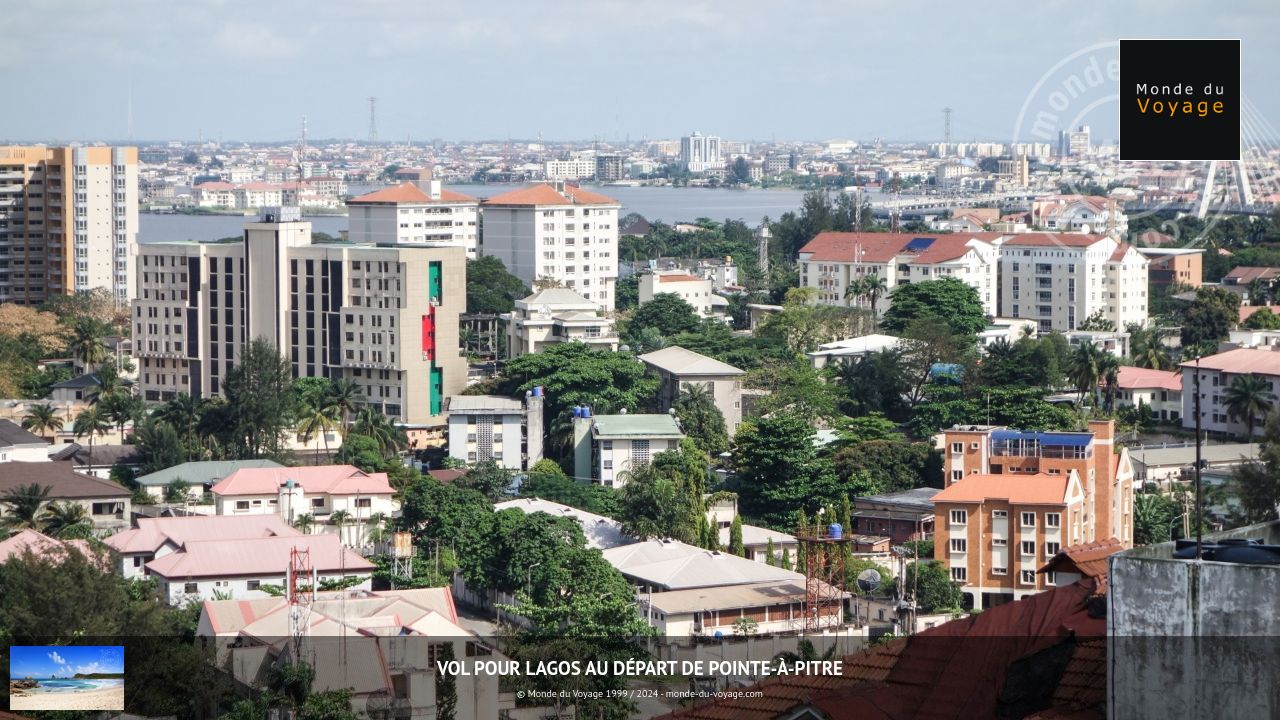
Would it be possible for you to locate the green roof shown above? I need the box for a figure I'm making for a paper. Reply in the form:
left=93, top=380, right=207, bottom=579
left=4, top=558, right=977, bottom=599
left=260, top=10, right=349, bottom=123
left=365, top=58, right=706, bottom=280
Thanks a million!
left=134, top=459, right=283, bottom=487
left=591, top=414, right=684, bottom=439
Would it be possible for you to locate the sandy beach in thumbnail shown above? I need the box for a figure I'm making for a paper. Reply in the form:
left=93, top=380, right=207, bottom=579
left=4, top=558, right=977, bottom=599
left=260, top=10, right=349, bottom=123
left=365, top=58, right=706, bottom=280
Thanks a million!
left=10, top=683, right=125, bottom=711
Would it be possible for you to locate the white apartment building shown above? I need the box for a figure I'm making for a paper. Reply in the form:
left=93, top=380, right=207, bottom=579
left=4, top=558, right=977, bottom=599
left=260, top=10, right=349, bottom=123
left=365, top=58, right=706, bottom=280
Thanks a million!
left=544, top=158, right=597, bottom=181
left=347, top=181, right=480, bottom=258
left=680, top=132, right=724, bottom=172
left=638, top=345, right=745, bottom=434
left=0, top=146, right=137, bottom=305
left=132, top=207, right=465, bottom=430
left=503, top=287, right=619, bottom=359
left=996, top=233, right=1148, bottom=333
left=571, top=412, right=685, bottom=488
left=1030, top=195, right=1127, bottom=236
left=638, top=270, right=727, bottom=319
left=480, top=182, right=620, bottom=310
left=1181, top=348, right=1280, bottom=438
left=797, top=232, right=1000, bottom=317
left=445, top=392, right=544, bottom=470
left=1114, top=366, right=1182, bottom=422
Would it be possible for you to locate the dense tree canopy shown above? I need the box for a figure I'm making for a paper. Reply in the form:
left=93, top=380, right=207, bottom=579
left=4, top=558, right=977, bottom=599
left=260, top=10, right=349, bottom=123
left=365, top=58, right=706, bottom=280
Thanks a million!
left=466, top=256, right=529, bottom=314
left=731, top=412, right=842, bottom=528
left=625, top=293, right=701, bottom=342
left=880, top=278, right=988, bottom=336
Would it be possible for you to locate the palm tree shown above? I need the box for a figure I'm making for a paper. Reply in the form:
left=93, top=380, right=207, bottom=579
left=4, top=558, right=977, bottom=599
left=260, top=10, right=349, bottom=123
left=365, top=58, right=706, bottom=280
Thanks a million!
left=861, top=273, right=888, bottom=323
left=329, top=510, right=351, bottom=545
left=1128, top=323, right=1174, bottom=371
left=86, top=362, right=122, bottom=405
left=365, top=512, right=389, bottom=547
left=293, top=513, right=315, bottom=535
left=352, top=407, right=407, bottom=455
left=1101, top=358, right=1121, bottom=412
left=324, top=379, right=364, bottom=436
left=296, top=401, right=340, bottom=461
left=155, top=393, right=203, bottom=460
left=98, top=391, right=141, bottom=441
left=68, top=319, right=109, bottom=373
left=72, top=405, right=110, bottom=471
left=21, top=404, right=63, bottom=441
left=1223, top=374, right=1275, bottom=438
left=39, top=501, right=92, bottom=539
left=844, top=276, right=866, bottom=309
left=0, top=483, right=51, bottom=534
left=1068, top=342, right=1107, bottom=406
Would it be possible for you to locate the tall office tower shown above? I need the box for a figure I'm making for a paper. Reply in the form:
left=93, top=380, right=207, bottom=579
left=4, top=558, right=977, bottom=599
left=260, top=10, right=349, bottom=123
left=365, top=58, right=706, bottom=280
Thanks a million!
left=479, top=182, right=621, bottom=311
left=133, top=207, right=465, bottom=431
left=679, top=132, right=724, bottom=172
left=0, top=146, right=137, bottom=305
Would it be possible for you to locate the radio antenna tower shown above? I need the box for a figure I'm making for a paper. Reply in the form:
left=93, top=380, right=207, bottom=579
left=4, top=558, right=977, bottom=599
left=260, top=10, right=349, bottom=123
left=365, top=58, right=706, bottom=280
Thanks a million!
left=368, top=96, right=378, bottom=143
left=890, top=172, right=902, bottom=233
left=943, top=107, right=953, bottom=145
left=287, top=546, right=317, bottom=664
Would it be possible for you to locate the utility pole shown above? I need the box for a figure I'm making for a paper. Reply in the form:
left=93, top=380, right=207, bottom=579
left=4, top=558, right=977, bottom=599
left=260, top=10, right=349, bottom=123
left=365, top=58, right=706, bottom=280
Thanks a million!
left=367, top=96, right=378, bottom=143
left=942, top=107, right=952, bottom=146
left=1194, top=357, right=1203, bottom=560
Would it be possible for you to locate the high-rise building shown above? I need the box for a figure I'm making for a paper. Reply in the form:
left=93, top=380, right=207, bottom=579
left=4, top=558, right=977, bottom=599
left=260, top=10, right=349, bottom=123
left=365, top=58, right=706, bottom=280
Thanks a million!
left=132, top=207, right=465, bottom=431
left=0, top=146, right=137, bottom=305
left=480, top=183, right=620, bottom=310
left=346, top=181, right=479, bottom=258
left=679, top=132, right=724, bottom=172
left=1058, top=125, right=1091, bottom=157
left=595, top=154, right=624, bottom=182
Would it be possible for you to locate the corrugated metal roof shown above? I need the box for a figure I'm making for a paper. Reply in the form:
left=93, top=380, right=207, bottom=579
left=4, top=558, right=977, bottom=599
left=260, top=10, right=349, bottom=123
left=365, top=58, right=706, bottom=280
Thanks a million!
left=590, top=414, right=684, bottom=439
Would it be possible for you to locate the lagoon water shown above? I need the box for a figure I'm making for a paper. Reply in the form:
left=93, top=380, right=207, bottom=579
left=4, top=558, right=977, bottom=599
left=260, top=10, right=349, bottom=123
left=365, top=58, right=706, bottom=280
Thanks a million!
left=23, top=678, right=124, bottom=693
left=139, top=184, right=817, bottom=244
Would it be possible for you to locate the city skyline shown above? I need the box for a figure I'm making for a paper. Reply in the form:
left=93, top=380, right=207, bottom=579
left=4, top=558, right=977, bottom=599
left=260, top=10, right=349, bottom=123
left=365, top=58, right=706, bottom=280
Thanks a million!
left=3, top=0, right=1278, bottom=144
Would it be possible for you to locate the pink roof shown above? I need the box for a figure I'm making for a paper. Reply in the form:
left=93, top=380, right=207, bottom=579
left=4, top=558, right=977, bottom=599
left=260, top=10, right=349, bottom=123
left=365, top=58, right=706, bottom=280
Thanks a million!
left=799, top=232, right=998, bottom=264
left=0, top=529, right=96, bottom=564
left=146, top=533, right=373, bottom=579
left=933, top=472, right=1074, bottom=506
left=195, top=181, right=235, bottom=191
left=1115, top=366, right=1181, bottom=392
left=1180, top=347, right=1280, bottom=376
left=212, top=465, right=394, bottom=497
left=106, top=515, right=301, bottom=555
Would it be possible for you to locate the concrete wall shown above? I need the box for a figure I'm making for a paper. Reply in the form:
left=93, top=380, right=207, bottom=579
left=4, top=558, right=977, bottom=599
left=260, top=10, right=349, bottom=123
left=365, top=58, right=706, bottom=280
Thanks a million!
left=1109, top=522, right=1280, bottom=719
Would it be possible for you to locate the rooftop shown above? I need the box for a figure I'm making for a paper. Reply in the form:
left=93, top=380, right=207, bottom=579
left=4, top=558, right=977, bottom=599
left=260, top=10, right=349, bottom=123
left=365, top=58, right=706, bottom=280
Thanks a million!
left=445, top=395, right=525, bottom=414
left=0, top=529, right=98, bottom=565
left=211, top=464, right=393, bottom=497
left=602, top=539, right=802, bottom=590
left=516, top=287, right=600, bottom=310
left=854, top=487, right=941, bottom=512
left=347, top=182, right=476, bottom=204
left=481, top=183, right=618, bottom=207
left=996, top=232, right=1109, bottom=248
left=134, top=459, right=284, bottom=488
left=48, top=443, right=141, bottom=467
left=0, top=461, right=130, bottom=499
left=106, top=515, right=301, bottom=555
left=1127, top=442, right=1259, bottom=468
left=146, top=533, right=373, bottom=580
left=932, top=471, right=1079, bottom=506
left=1180, top=347, right=1280, bottom=376
left=494, top=497, right=633, bottom=549
left=0, top=419, right=48, bottom=448
left=645, top=578, right=833, bottom=615
left=798, top=232, right=998, bottom=264
left=590, top=413, right=684, bottom=439
left=638, top=345, right=744, bottom=377
left=1114, top=366, right=1182, bottom=392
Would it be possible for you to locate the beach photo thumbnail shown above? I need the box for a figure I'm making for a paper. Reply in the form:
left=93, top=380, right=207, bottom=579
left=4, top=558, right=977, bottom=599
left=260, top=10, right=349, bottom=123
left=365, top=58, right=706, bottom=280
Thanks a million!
left=9, top=645, right=124, bottom=711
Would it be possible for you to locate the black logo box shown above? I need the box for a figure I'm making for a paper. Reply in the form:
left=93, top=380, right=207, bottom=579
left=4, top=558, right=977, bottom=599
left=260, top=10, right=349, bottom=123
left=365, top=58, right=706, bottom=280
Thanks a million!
left=1119, top=39, right=1240, bottom=161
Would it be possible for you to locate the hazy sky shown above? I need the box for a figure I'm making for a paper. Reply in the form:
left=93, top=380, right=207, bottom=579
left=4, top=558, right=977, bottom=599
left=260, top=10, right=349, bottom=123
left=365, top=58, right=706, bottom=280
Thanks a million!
left=3, top=0, right=1277, bottom=144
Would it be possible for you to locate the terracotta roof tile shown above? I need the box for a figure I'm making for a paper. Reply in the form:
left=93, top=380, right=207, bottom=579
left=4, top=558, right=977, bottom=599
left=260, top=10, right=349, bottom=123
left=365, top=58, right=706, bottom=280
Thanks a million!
left=481, top=183, right=618, bottom=206
left=932, top=472, right=1072, bottom=505
left=211, top=464, right=393, bottom=497
left=348, top=182, right=476, bottom=204
left=1115, top=366, right=1181, bottom=392
left=1179, top=347, right=1280, bottom=376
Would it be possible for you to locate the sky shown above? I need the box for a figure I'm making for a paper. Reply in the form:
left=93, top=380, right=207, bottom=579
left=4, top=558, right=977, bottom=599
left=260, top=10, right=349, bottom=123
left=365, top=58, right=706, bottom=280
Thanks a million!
left=10, top=646, right=125, bottom=678
left=1, top=0, right=1278, bottom=144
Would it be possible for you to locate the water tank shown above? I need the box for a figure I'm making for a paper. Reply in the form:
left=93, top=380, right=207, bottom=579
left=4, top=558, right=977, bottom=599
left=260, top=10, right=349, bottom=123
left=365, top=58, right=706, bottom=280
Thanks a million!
left=828, top=523, right=844, bottom=539
left=572, top=406, right=582, bottom=418
left=532, top=386, right=544, bottom=397
left=582, top=406, right=592, bottom=418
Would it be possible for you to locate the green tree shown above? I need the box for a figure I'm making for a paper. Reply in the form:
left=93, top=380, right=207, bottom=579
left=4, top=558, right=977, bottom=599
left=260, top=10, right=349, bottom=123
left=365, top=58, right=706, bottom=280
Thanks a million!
left=135, top=419, right=187, bottom=475
left=223, top=338, right=295, bottom=458
left=293, top=513, right=315, bottom=534
left=728, top=515, right=745, bottom=556
left=334, top=432, right=387, bottom=472
left=20, top=402, right=63, bottom=441
left=1230, top=412, right=1280, bottom=524
left=163, top=478, right=192, bottom=503
left=880, top=277, right=987, bottom=336
left=615, top=274, right=640, bottom=311
left=72, top=404, right=110, bottom=470
left=466, top=255, right=530, bottom=314
left=1077, top=310, right=1116, bottom=331
left=68, top=317, right=110, bottom=370
left=1223, top=374, right=1275, bottom=438
left=154, top=393, right=205, bottom=460
left=833, top=440, right=943, bottom=493
left=626, top=292, right=701, bottom=341
left=674, top=382, right=729, bottom=457
left=1127, top=323, right=1175, bottom=370
left=1180, top=286, right=1241, bottom=355
left=898, top=315, right=974, bottom=406
left=837, top=349, right=911, bottom=420
left=457, top=459, right=513, bottom=500
left=1243, top=307, right=1280, bottom=330
left=397, top=476, right=491, bottom=544
left=1133, top=491, right=1181, bottom=545
left=732, top=413, right=841, bottom=528
left=350, top=406, right=408, bottom=455
left=296, top=395, right=340, bottom=459
left=749, top=358, right=843, bottom=421
left=435, top=642, right=458, bottom=720
left=616, top=443, right=706, bottom=543
left=38, top=501, right=92, bottom=538
left=519, top=459, right=619, bottom=516
left=299, top=689, right=358, bottom=720
left=904, top=560, right=963, bottom=613
left=324, top=379, right=364, bottom=436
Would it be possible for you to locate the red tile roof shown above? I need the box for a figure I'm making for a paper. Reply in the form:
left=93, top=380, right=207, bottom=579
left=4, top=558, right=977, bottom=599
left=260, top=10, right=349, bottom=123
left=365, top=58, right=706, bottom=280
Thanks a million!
left=932, top=472, right=1073, bottom=505
left=659, top=273, right=705, bottom=283
left=481, top=183, right=618, bottom=206
left=1038, top=537, right=1124, bottom=597
left=1179, top=347, right=1280, bottom=376
left=798, top=232, right=998, bottom=265
left=1115, top=366, right=1181, bottom=392
left=348, top=182, right=476, bottom=204
left=1109, top=243, right=1137, bottom=262
left=1223, top=266, right=1280, bottom=284
left=212, top=464, right=393, bottom=497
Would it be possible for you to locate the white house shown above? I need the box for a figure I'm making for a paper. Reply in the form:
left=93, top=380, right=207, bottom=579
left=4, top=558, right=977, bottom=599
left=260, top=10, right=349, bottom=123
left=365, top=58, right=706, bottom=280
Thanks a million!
left=503, top=288, right=618, bottom=359
left=445, top=393, right=544, bottom=470
left=133, top=459, right=283, bottom=501
left=638, top=271, right=728, bottom=320
left=105, top=514, right=302, bottom=580
left=1181, top=348, right=1280, bottom=438
left=571, top=411, right=685, bottom=488
left=347, top=181, right=480, bottom=257
left=1113, top=366, right=1182, bottom=421
left=0, top=420, right=51, bottom=463
left=210, top=464, right=397, bottom=544
left=806, top=334, right=903, bottom=369
left=494, top=497, right=633, bottom=550
left=145, top=532, right=373, bottom=604
left=0, top=462, right=131, bottom=534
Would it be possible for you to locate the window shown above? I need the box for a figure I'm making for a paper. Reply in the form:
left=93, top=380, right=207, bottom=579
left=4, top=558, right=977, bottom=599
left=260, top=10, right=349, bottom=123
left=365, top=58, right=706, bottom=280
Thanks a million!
left=1045, top=541, right=1061, bottom=557
left=132, top=556, right=143, bottom=568
left=1045, top=513, right=1061, bottom=528
left=1021, top=540, right=1036, bottom=556
left=235, top=500, right=250, bottom=511
left=1021, top=570, right=1037, bottom=585
left=602, top=440, right=613, bottom=450
left=950, top=566, right=967, bottom=582
left=1021, top=512, right=1036, bottom=527
left=949, top=538, right=967, bottom=553
left=247, top=580, right=260, bottom=591
left=950, top=442, right=963, bottom=453
left=356, top=498, right=372, bottom=508
left=992, top=566, right=1007, bottom=575
left=603, top=459, right=613, bottom=470
left=992, top=510, right=1008, bottom=519
left=184, top=583, right=198, bottom=594
left=950, top=469, right=963, bottom=482
left=311, top=498, right=324, bottom=508
left=992, top=538, right=1007, bottom=546
left=949, top=509, right=967, bottom=525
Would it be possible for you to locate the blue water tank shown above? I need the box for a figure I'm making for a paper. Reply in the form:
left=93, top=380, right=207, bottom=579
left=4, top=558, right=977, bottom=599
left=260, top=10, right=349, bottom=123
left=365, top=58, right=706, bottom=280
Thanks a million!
left=828, top=523, right=844, bottom=539
left=532, top=386, right=543, bottom=397
left=572, top=406, right=582, bottom=418
left=582, top=406, right=592, bottom=418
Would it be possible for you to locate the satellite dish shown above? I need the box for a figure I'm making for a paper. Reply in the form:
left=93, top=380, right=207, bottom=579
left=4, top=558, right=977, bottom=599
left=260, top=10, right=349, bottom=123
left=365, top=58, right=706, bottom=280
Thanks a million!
left=857, top=568, right=882, bottom=593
